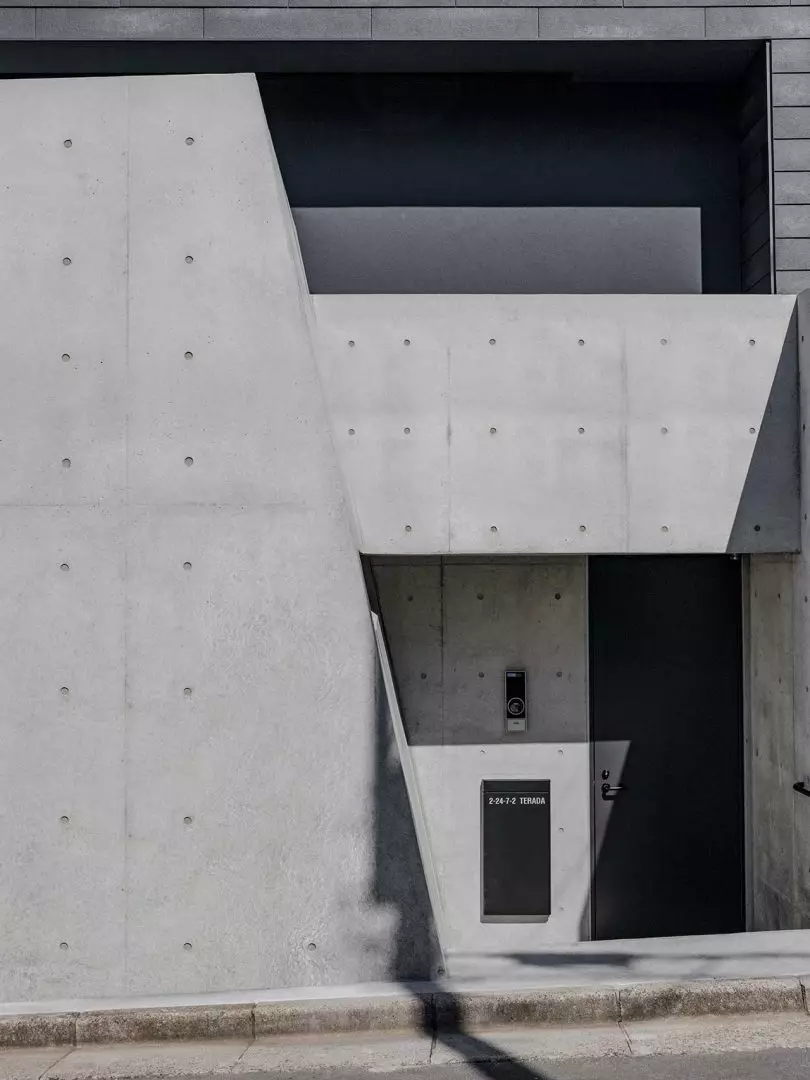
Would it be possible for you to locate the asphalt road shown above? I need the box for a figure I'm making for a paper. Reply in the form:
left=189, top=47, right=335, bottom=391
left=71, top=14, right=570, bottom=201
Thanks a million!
left=233, top=1047, right=810, bottom=1080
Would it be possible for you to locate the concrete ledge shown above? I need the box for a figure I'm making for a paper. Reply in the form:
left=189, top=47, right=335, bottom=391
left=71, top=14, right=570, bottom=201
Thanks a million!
left=618, top=978, right=806, bottom=1022
left=0, top=977, right=807, bottom=1048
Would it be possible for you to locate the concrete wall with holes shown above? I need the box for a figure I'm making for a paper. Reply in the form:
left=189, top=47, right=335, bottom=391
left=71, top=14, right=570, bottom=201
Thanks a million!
left=746, top=295, right=810, bottom=933
left=372, top=557, right=590, bottom=961
left=0, top=72, right=417, bottom=1002
left=1, top=65, right=809, bottom=1006
left=315, top=295, right=799, bottom=556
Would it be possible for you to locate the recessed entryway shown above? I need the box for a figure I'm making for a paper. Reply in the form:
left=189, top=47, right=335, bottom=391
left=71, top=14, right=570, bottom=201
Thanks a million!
left=590, top=555, right=745, bottom=940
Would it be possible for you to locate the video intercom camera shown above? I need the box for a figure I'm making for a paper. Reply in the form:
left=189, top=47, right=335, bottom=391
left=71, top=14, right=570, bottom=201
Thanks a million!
left=504, top=669, right=527, bottom=733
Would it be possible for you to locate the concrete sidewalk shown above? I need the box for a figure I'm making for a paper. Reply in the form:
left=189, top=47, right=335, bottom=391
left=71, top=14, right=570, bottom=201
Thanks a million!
left=1, top=976, right=810, bottom=1050
left=4, top=1012, right=810, bottom=1079
left=3, top=929, right=810, bottom=1051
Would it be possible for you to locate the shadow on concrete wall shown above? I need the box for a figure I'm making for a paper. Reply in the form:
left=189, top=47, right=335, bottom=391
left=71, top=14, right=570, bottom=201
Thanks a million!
left=372, top=657, right=553, bottom=1079
left=728, top=314, right=799, bottom=553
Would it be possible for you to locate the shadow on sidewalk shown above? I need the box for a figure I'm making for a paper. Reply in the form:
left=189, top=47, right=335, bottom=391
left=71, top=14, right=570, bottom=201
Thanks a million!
left=372, top=657, right=552, bottom=1080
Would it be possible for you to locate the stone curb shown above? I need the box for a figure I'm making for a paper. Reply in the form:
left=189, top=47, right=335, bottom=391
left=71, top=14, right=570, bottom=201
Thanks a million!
left=0, top=977, right=808, bottom=1048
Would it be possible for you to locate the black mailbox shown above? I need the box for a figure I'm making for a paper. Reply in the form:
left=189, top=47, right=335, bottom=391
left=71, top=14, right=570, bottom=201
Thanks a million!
left=481, top=779, right=551, bottom=921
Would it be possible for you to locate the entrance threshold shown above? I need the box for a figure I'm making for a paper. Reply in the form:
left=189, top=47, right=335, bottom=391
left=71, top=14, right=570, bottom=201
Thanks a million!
left=445, top=929, right=810, bottom=986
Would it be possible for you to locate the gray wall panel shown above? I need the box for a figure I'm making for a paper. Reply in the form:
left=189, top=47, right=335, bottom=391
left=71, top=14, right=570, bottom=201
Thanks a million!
left=537, top=8, right=704, bottom=37
left=793, top=292, right=810, bottom=926
left=0, top=9, right=34, bottom=35
left=708, top=9, right=810, bottom=38
left=750, top=555, right=799, bottom=931
left=204, top=8, right=372, bottom=38
left=777, top=204, right=810, bottom=235
left=38, top=9, right=203, bottom=38
left=774, top=107, right=810, bottom=139
left=776, top=238, right=810, bottom=269
left=315, top=294, right=799, bottom=555
left=123, top=71, right=392, bottom=995
left=371, top=8, right=539, bottom=39
left=0, top=76, right=129, bottom=1001
left=775, top=139, right=810, bottom=171
left=774, top=74, right=810, bottom=107
left=0, top=72, right=415, bottom=1003
left=294, top=207, right=702, bottom=295
left=775, top=172, right=810, bottom=203
left=778, top=270, right=810, bottom=291
left=773, top=40, right=810, bottom=74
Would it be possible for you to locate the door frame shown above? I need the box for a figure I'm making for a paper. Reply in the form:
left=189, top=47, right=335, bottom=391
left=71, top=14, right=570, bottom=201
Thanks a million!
left=586, top=554, right=750, bottom=940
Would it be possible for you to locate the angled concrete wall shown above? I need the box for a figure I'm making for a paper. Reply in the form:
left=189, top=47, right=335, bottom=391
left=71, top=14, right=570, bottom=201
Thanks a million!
left=315, top=295, right=798, bottom=556
left=0, top=73, right=406, bottom=1002
left=373, top=557, right=591, bottom=961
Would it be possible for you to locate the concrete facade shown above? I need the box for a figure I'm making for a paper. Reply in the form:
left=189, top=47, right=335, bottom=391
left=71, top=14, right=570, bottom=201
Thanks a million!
left=315, top=294, right=798, bottom=555
left=373, top=558, right=590, bottom=958
left=0, top=12, right=796, bottom=303
left=0, top=73, right=400, bottom=1002
left=2, top=26, right=810, bottom=1004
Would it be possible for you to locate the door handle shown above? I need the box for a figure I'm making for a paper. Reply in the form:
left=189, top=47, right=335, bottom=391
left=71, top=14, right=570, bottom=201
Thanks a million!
left=601, top=782, right=626, bottom=800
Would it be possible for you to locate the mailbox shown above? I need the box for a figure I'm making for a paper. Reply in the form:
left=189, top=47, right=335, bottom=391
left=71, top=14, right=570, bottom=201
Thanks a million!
left=481, top=779, right=551, bottom=921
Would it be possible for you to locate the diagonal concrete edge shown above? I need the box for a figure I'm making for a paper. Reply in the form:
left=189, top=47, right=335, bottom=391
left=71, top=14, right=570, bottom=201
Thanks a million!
left=0, top=978, right=808, bottom=1048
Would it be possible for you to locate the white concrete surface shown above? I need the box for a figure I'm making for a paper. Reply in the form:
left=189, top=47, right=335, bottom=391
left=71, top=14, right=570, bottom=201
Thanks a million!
left=374, top=559, right=590, bottom=955
left=445, top=927, right=810, bottom=984
left=315, top=294, right=798, bottom=554
left=0, top=72, right=395, bottom=1003
left=0, top=77, right=130, bottom=1001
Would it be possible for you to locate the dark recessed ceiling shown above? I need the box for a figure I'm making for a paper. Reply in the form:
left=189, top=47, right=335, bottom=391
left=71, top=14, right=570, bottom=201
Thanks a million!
left=0, top=39, right=760, bottom=83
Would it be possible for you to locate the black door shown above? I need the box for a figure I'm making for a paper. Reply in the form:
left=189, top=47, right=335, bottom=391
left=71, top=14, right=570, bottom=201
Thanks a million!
left=590, top=556, right=744, bottom=940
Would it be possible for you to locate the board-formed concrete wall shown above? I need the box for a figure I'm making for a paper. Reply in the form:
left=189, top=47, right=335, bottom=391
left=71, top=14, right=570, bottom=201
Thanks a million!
left=0, top=73, right=408, bottom=1002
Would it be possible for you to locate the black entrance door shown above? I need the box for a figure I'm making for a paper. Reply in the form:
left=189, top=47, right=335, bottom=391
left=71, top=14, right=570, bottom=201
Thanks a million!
left=590, top=556, right=744, bottom=941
